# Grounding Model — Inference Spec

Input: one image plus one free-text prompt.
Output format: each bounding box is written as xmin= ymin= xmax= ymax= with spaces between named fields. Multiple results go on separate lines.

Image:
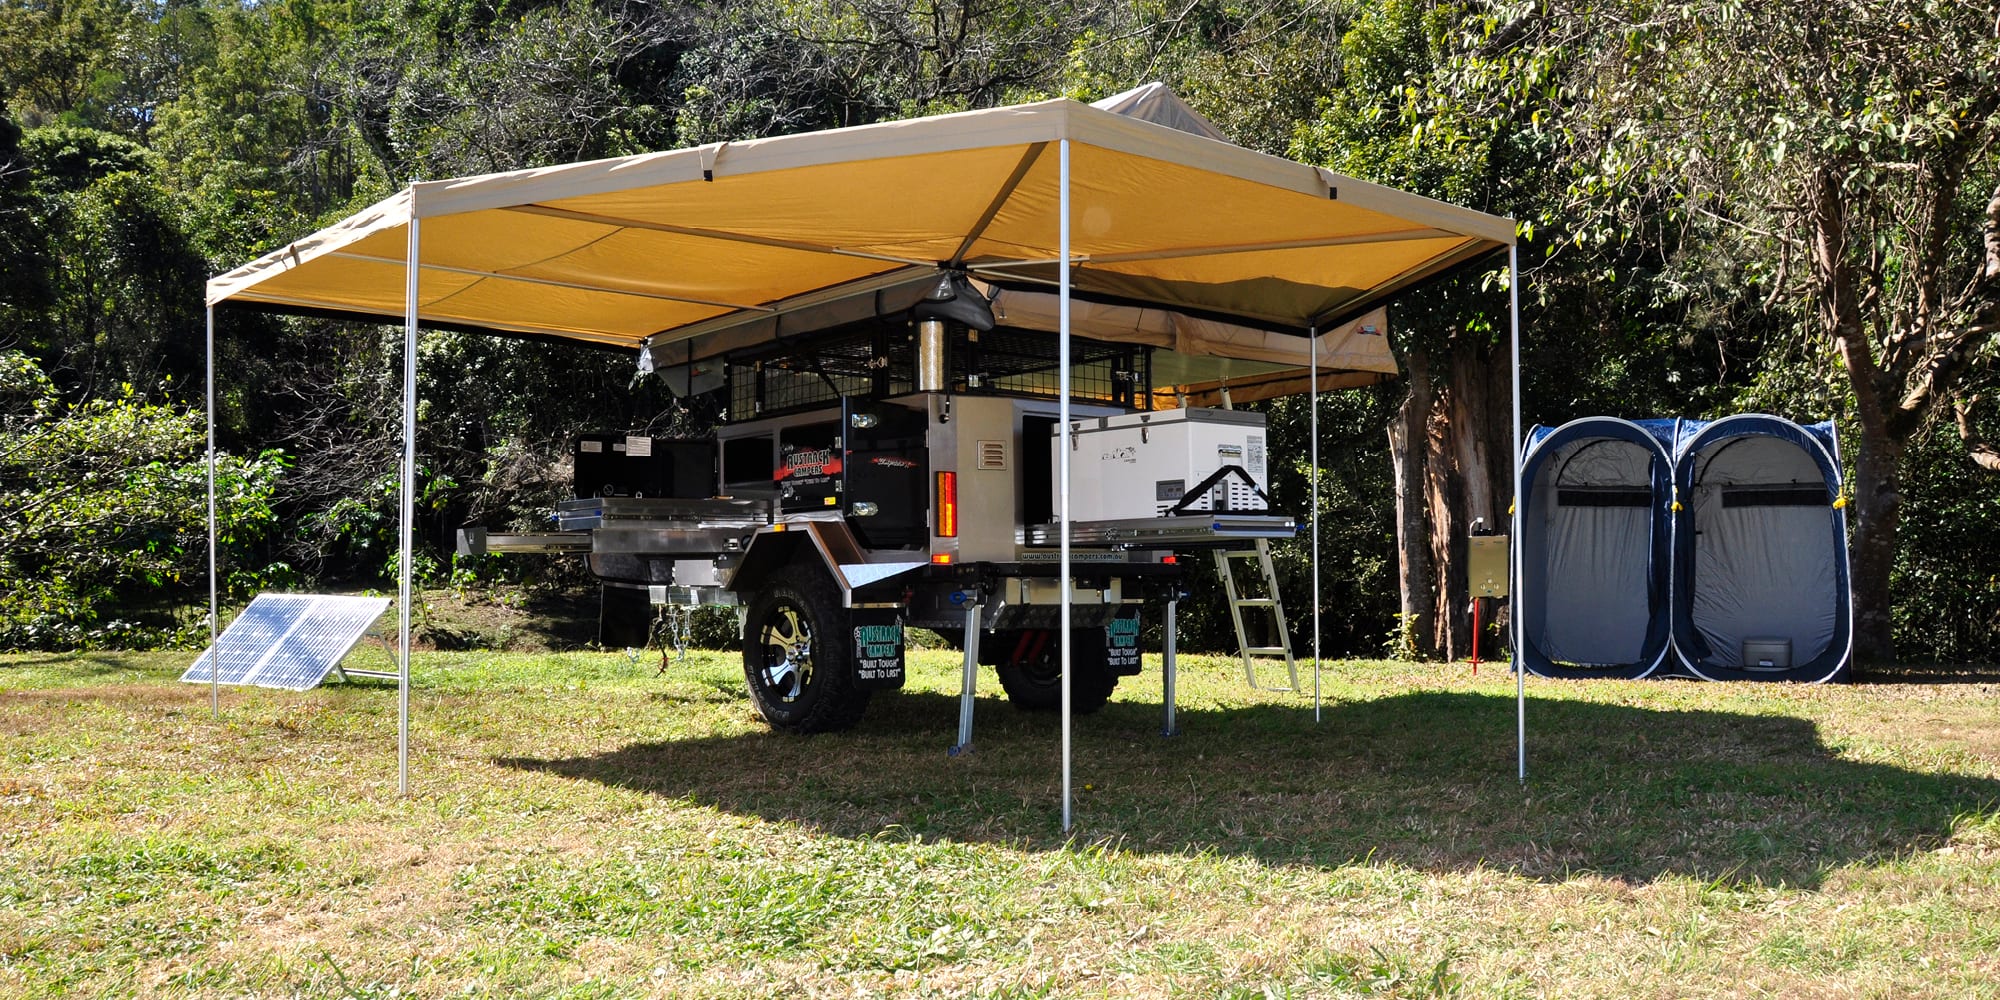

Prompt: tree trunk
xmin=1389 ymin=336 xmax=1520 ymax=663
xmin=1845 ymin=415 xmax=1904 ymax=664
xmin=1420 ymin=417 xmax=1467 ymax=659
xmin=1449 ymin=338 xmax=1508 ymax=537
xmin=1812 ymin=165 xmax=1904 ymax=665
xmin=1410 ymin=338 xmax=1514 ymax=661
xmin=1390 ymin=352 xmax=1438 ymax=659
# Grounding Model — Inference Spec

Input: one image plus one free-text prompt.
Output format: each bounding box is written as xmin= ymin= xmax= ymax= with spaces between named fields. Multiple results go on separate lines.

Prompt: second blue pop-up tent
xmin=1669 ymin=415 xmax=1851 ymax=683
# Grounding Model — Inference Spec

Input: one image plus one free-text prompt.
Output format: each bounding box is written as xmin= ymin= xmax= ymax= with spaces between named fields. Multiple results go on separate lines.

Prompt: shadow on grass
xmin=499 ymin=688 xmax=2000 ymax=887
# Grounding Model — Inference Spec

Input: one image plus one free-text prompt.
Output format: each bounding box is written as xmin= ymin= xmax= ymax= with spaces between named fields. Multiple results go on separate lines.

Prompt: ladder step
xmin=1214 ymin=537 xmax=1296 ymax=689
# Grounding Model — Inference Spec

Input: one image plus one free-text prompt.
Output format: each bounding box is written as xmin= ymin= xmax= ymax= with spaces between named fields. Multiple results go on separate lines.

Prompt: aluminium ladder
xmin=1213 ymin=541 xmax=1299 ymax=691
xmin=1208 ymin=383 xmax=1298 ymax=692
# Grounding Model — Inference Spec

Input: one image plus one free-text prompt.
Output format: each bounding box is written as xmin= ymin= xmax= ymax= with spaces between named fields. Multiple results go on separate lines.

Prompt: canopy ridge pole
xmin=324 ymin=251 xmax=771 ymax=313
xmin=207 ymin=305 xmax=218 ymax=721
xmin=1508 ymin=241 xmax=1525 ymax=785
xmin=1310 ymin=323 xmax=1321 ymax=723
xmin=949 ymin=142 xmax=1048 ymax=265
xmin=501 ymin=204 xmax=932 ymax=270
xmin=399 ymin=206 xmax=419 ymax=798
xmin=1058 ymin=137 xmax=1073 ymax=835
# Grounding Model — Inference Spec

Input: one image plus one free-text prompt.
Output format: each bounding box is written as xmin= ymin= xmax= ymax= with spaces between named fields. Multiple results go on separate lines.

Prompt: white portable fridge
xmin=1056 ymin=407 xmax=1271 ymax=522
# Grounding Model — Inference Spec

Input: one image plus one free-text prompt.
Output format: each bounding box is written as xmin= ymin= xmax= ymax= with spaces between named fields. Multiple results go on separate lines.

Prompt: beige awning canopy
xmin=199 ymin=85 xmax=1531 ymax=805
xmin=207 ymin=88 xmax=1514 ymax=391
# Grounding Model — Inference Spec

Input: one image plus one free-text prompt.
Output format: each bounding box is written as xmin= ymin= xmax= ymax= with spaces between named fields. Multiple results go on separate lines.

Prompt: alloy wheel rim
xmin=759 ymin=605 xmax=813 ymax=702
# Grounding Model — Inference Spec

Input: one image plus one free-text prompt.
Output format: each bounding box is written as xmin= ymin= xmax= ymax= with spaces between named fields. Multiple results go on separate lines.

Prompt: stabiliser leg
xmin=951 ymin=596 xmax=981 ymax=756
xmin=1162 ymin=595 xmax=1180 ymax=737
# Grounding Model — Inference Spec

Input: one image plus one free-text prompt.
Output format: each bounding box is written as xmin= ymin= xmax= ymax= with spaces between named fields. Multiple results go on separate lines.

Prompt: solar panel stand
xmin=331 ymin=631 xmax=401 ymax=683
xmin=332 ymin=664 xmax=401 ymax=683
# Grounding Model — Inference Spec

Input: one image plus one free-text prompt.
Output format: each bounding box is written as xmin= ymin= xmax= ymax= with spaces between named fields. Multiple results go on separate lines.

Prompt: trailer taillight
xmin=936 ymin=471 xmax=958 ymax=537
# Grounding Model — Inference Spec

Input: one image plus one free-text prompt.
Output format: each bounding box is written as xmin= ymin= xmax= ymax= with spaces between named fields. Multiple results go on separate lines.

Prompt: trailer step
xmin=1213 ymin=537 xmax=1298 ymax=692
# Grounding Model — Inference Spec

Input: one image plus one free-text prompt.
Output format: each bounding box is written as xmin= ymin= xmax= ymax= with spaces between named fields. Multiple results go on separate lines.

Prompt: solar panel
xmin=182 ymin=594 xmax=393 ymax=691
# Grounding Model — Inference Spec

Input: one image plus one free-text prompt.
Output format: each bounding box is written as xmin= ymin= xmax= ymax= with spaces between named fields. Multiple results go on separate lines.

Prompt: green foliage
xmin=1892 ymin=416 xmax=2000 ymax=663
xmin=1 ymin=120 xmax=208 ymax=402
xmin=0 ymin=99 xmax=53 ymax=330
xmin=1064 ymin=0 xmax=1348 ymax=154
xmin=0 ymin=0 xmax=1996 ymax=660
xmin=0 ymin=0 xmax=144 ymax=131
xmin=0 ymin=351 xmax=287 ymax=649
xmin=16 ymin=122 xmax=155 ymax=187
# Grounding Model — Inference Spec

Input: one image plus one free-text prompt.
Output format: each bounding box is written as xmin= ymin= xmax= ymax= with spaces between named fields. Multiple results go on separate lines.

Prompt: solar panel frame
xmin=182 ymin=594 xmax=393 ymax=691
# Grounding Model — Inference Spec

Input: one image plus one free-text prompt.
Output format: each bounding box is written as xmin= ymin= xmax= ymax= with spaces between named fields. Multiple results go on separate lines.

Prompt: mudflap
xmin=850 ymin=609 xmax=907 ymax=690
xmin=1101 ymin=607 xmax=1144 ymax=676
xmin=599 ymin=584 xmax=653 ymax=649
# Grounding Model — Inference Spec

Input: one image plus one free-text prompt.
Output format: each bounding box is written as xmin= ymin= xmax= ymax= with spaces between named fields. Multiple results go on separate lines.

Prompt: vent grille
xmin=977 ymin=440 xmax=1007 ymax=470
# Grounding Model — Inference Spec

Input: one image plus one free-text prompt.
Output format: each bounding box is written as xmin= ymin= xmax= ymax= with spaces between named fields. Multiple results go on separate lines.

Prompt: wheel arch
xmin=728 ymin=522 xmax=857 ymax=598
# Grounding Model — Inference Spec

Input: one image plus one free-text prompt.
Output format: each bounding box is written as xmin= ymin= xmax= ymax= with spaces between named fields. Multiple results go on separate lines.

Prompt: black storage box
xmin=573 ymin=435 xmax=717 ymax=500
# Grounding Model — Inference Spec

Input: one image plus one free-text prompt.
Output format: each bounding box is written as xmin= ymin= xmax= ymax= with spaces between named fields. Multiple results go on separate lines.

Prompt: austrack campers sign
xmin=1105 ymin=614 xmax=1142 ymax=674
xmin=851 ymin=614 xmax=906 ymax=690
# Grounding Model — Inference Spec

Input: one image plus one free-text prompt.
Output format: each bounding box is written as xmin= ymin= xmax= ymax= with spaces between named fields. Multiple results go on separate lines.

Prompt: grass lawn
xmin=3 ymin=646 xmax=1998 ymax=998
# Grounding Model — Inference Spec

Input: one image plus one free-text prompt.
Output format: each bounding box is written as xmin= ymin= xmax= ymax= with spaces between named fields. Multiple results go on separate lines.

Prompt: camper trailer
xmin=461 ymin=282 xmax=1300 ymax=732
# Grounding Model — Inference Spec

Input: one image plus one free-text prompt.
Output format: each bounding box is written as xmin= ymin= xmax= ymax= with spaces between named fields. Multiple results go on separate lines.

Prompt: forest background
xmin=1 ymin=0 xmax=1996 ymax=666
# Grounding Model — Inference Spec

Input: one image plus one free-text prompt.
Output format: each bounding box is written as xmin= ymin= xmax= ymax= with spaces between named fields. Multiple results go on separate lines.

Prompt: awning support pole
xmin=399 ymin=206 xmax=419 ymax=798
xmin=1509 ymin=241 xmax=1525 ymax=784
xmin=1058 ymin=137 xmax=1073 ymax=834
xmin=1161 ymin=596 xmax=1179 ymax=737
xmin=207 ymin=305 xmax=218 ymax=721
xmin=952 ymin=597 xmax=981 ymax=755
xmin=1310 ymin=323 xmax=1321 ymax=722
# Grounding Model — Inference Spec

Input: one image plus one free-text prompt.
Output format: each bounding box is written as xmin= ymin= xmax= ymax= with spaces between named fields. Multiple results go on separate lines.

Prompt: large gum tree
xmin=1571 ymin=0 xmax=2000 ymax=663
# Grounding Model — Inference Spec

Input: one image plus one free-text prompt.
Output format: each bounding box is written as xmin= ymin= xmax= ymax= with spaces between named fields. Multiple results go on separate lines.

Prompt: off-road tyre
xmin=741 ymin=564 xmax=871 ymax=733
xmin=994 ymin=629 xmax=1118 ymax=714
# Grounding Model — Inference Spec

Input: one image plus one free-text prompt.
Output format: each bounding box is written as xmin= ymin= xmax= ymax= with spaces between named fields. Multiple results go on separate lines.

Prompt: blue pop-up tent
xmin=1518 ymin=417 xmax=1678 ymax=679
xmin=1670 ymin=415 xmax=1852 ymax=683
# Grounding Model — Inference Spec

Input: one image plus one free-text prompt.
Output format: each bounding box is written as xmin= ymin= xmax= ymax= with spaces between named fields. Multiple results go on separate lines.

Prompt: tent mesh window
xmin=726 ymin=327 xmax=911 ymax=419
xmin=969 ymin=328 xmax=1150 ymax=409
xmin=1721 ymin=486 xmax=1828 ymax=507
xmin=1556 ymin=486 xmax=1652 ymax=507
xmin=723 ymin=322 xmax=1152 ymax=419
